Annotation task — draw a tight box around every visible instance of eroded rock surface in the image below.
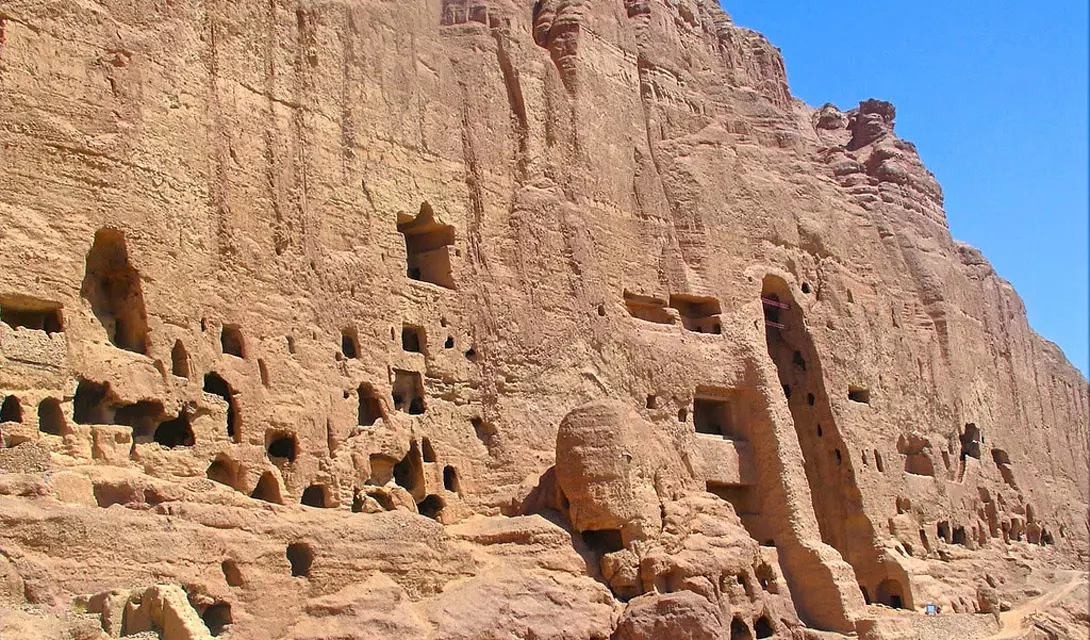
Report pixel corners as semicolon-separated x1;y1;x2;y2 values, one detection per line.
0;0;1086;639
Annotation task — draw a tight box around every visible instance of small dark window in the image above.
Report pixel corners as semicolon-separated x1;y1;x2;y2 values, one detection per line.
267;434;297;462
693;394;737;438
730;617;753;640
203;374;239;441
398;203;456;289
816;424;823;437
155;412;194;448
677;408;688;423
443;465;459;493
465;347;477;361
418;494;443;519
834;449;842;465
287;543;313;577
402;325;425;353
793;351;806;369
37;398;65;435
581;529;624;554
848;387;870;404
358;385;383;426
801;282;811;294
807;393;815;406
73;379;111;425
754;616;774;639
286;336;297;354
645;394;657;410
221;325;245;358
301;485;330;508
341;328;359;359
202;602;232;637
597;304;606;317
1;396;22;423
444;336;454;349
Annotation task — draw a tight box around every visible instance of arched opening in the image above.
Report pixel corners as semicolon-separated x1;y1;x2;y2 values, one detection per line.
202;602;232;637
206;456;239;488
301;485;330;508
251;472;283;504
37;398;65;435
341;328;359;359
875;578;905;609
221;560;244;587
286;543;313;578
397;203;456;289
937;521;951;543
266;433;297;464
394;440;425;501
358;384;383;426
154;412;194;448
444;336;455;349
754;616;774;639
220;325;245;358
730;617;753;640
73;379;111;425
81;228;149;354
171;341;190;378
1;396;22;423
952;526;966;545
443;466;460;493
761;274;891;625
203;374;239;441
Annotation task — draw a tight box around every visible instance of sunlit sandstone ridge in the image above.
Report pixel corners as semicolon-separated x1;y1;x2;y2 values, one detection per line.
0;1;1087;638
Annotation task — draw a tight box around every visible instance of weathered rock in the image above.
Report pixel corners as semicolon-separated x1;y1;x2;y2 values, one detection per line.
0;0;1085;638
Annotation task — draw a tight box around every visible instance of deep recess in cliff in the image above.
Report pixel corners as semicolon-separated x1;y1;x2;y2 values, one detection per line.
0;1;1087;639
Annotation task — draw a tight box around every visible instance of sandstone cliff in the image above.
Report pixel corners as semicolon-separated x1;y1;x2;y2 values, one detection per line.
0;1;1086;639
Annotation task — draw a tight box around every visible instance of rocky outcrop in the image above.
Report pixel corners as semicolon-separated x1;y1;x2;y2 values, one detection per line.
0;0;1085;638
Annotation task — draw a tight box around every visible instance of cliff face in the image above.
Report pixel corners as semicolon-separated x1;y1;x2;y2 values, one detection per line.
0;1;1086;639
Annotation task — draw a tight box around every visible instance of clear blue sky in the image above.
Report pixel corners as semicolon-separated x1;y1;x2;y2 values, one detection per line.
724;1;1089;376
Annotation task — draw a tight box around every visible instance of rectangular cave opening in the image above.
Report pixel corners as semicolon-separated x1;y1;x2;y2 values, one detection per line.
693;387;741;439
398;204;456;290
0;297;63;335
580;529;624;555
391;370;426;415
848;386;870;404
623;291;675;325
670;294;722;334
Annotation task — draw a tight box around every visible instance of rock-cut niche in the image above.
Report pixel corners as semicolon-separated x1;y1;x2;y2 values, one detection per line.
81;228;150;354
397;203;456;290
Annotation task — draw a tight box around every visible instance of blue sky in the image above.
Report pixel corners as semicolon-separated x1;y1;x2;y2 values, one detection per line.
723;1;1089;376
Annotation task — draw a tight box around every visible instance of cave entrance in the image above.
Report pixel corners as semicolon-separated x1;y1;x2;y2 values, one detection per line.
397;203;456;289
81;228;149;354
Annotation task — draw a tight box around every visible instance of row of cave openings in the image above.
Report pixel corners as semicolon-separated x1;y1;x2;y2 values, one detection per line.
204;434;461;518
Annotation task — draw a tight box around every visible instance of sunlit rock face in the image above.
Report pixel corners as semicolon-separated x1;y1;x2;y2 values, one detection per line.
0;0;1085;638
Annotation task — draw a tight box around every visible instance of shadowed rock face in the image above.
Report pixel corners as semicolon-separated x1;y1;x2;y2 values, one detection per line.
0;0;1086;638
